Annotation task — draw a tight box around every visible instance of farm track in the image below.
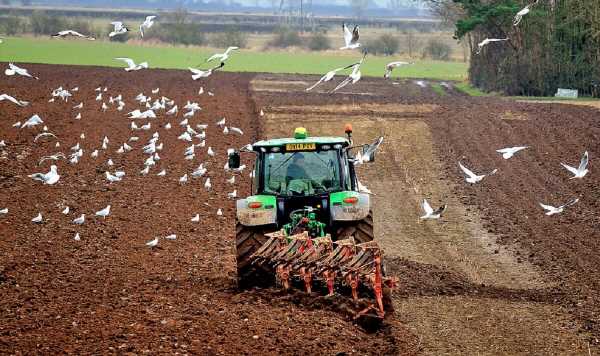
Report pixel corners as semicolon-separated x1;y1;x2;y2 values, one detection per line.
0;64;599;355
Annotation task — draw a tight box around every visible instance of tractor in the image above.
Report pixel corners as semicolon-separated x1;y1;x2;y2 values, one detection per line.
228;125;396;321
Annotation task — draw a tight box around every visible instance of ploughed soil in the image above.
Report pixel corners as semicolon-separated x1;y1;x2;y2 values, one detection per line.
2;64;600;355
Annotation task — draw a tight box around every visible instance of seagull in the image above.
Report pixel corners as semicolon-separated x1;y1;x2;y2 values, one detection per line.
0;93;29;107
223;126;229;135
306;66;347;91
166;105;178;115
140;166;150;175
95;205;111;218
191;214;200;222
157;169;166;176
139;15;157;38
561;151;589;179
115;58;148;72
146;237;159;248
34;132;58;142
31;212;43;224
73;214;85;225
62;206;70;214
179;174;188;184
458;162;498;184
216;118;226;127
476;38;509;54
384;61;413;79
38;153;66;165
109;21;129;37
52;30;95;40
189;62;225;80
206;46;239;63
217;208;223;216
21;114;44;128
165;234;177;240
227;176;235;184
227;190;237;199
207;147;215;157
514;1;538;26
74;233;81;241
420;199;447;220
204;178;212;190
331;54;366;93
340;23;360;50
105;171;122;183
539;198;579;216
0;208;8;215
496;146;528;159
29;165;60;185
5;63;38;79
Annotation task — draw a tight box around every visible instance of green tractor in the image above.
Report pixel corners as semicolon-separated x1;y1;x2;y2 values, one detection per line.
228;125;393;320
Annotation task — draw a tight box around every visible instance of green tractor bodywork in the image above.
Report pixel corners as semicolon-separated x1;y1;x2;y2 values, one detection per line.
230;127;382;285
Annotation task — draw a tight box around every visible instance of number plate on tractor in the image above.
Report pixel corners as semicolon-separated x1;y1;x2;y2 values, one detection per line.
286;143;316;151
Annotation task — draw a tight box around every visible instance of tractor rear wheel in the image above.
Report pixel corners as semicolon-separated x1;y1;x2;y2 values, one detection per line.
334;210;374;243
235;221;274;289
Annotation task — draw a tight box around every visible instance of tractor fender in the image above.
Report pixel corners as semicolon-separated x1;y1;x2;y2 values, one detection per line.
236;197;277;226
330;192;370;221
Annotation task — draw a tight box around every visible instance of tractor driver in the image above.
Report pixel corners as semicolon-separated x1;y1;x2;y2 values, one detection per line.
286;153;308;181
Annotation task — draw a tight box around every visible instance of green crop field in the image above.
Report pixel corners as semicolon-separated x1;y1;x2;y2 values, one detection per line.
0;37;468;81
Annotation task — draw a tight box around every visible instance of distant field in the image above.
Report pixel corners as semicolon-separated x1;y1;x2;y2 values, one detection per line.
0;37;468;81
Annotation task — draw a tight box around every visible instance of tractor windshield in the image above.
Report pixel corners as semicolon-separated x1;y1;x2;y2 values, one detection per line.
263;150;342;196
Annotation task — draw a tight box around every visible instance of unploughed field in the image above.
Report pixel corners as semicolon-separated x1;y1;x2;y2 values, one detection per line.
1;64;600;355
0;37;468;81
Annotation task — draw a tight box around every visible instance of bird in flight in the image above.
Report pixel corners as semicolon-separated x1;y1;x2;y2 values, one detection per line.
139;16;157;38
109;21;129;38
476;38;509;54
340;23;360;50
539;198;579;216
189;62;225;80
52;30;95;40
458;161;498;184
384;61;413;79
206;47;239;63
496;146;528;159
115;58;148;71
420;199;447;220
560;151;589;179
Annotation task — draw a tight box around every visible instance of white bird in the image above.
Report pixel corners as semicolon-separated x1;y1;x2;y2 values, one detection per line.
420;199;447;220
37;153;66;165
165;234;177;240
75;113;82;120
140;166;150;175
331;54;366;93
514;2;536;26
146;237;159;248
223;126;229;135
34;132;58;142
157;169;166;176
496;146;528;159
340;23;360;50
476;38;510;54
458;162;498;184
384;61;413;79
109;21;129;38
0;93;29;107
191;214;200;222
21;114;43;128
228;190;237;199
114;171;125;178
178;132;192;141
227;176;235;184
12;121;21;127
179;174;188;184
62;206;70;214
306;66;346;91
5;63;38;79
217;208;223;216
166;105;178;115
95;93;102;101
105;171;122;183
207;147;215;157
260;109;264;116
561;151;589;179
232;164;247;173
73;102;83;109
204;178;212;190
29;165;60;185
189;62;225;80
216;117;226;127
74;233;81;241
95;205;111;218
139;15;157;38
31;212;43;223
102;102;108;112
107;158;114;166
115;58;148;72
0;208;8;215
91;150;99;158
192;164;207;177
52;30;95;40
539;198;579;216
73;214;85;225
206;46;239;62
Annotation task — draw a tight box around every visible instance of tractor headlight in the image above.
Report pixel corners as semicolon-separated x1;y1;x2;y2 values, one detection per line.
321;145;331;150
271;147;281;152
333;144;342;149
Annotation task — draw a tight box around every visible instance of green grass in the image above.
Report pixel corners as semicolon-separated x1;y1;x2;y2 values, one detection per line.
454;82;489;96
509;95;600;101
430;83;447;96
0;36;468;81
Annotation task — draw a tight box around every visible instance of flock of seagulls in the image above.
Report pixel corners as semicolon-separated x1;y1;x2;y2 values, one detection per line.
421;146;589;220
1;55;250;247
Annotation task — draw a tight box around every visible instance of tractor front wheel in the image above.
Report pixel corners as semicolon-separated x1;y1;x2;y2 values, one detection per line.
235;221;275;289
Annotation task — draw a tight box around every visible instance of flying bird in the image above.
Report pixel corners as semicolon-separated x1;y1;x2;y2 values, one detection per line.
206;46;239;63
340;23;360;50
109;21;129;37
21;114;44;128
496;146;528;159
52;30;95;40
420;199;447;220
0;93;29;107
28;165;60;185
476;38;509;54
331;54;367;93
458;162;498;184
38;153;66;165
5;63;38;79
139;15;157;38
514;1;538;26
561;151;589;179
306;66;347;91
115;58;148;71
189;62;225;80
384;61;413;79
539;198;579;216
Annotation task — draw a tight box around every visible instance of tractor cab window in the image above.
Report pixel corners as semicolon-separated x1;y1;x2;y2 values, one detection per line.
263;150;342;196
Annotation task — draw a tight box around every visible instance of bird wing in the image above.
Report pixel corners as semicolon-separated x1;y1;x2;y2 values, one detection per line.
579;151;589;171
539;202;555;211
422;199;433;215
111;22;123;30
561;198;580;208
458;162;477;179
115;58;135;68
560;162;579;176
433;204;447;216
331;77;352;93
363;136;384;161
351;26;360;44
342;23;352;46
306;77;325;91
206;53;221;62
146;15;157;22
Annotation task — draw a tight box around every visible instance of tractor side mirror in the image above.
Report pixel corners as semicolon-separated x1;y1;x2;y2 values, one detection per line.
228;151;240;169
